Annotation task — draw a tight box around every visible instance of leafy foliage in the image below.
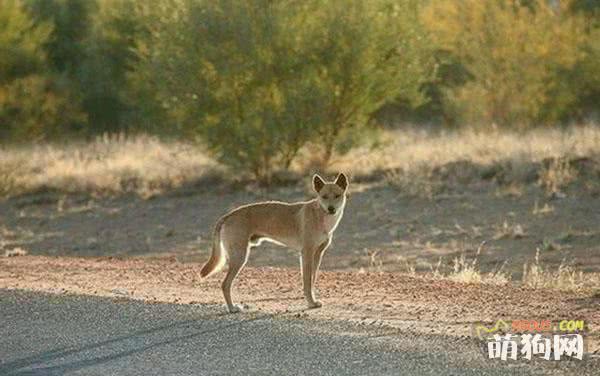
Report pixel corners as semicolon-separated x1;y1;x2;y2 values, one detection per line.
0;0;598;180
0;0;84;142
0;75;86;141
422;0;585;126
132;0;429;179
0;0;50;83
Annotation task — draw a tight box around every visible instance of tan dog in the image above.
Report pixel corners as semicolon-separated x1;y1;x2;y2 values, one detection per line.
200;173;348;313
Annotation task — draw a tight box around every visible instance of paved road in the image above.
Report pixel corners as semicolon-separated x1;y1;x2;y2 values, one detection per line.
0;289;592;375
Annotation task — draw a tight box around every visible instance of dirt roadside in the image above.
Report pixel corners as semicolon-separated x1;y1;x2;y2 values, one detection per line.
1;255;598;354
2;183;600;278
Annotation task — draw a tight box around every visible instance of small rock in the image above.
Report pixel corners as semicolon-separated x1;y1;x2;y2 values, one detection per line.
111;288;129;296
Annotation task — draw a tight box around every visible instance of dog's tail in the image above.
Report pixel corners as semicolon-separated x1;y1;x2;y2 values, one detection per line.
200;217;226;278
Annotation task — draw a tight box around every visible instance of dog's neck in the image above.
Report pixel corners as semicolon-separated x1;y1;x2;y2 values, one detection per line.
311;199;344;234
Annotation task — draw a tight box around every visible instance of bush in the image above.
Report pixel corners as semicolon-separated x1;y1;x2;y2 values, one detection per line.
560;7;600;121
25;0;140;134
0;0;50;84
422;0;585;127
0;75;86;142
295;0;430;164
0;0;85;142
131;0;430;181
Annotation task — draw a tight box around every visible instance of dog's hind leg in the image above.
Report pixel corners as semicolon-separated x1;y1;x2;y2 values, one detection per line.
221;238;250;314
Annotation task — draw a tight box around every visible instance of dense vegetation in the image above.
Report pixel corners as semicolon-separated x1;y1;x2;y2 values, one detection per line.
0;0;598;179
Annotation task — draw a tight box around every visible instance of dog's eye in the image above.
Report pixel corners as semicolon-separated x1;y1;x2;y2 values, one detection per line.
322;195;329;199
334;194;341;199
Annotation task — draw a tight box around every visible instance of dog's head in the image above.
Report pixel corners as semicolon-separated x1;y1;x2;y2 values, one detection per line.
313;173;348;215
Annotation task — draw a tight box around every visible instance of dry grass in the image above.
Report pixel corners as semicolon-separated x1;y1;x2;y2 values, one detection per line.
532;200;555;215
3;247;28;257
495;183;524;198
400;242;512;286
0;134;218;198
384;164;443;199
446;242;511;285
522;249;597;291
1;124;599;197
493;220;527;240
416;244;596;291
332;124;600;179
538;157;577;196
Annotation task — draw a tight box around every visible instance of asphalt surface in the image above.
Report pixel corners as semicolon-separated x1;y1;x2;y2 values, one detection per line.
0;289;592;376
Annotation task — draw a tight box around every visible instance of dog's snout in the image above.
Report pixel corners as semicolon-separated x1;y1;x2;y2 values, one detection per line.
327;206;335;214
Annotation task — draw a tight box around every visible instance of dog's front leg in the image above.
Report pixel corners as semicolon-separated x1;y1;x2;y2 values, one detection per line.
301;247;321;309
312;238;331;288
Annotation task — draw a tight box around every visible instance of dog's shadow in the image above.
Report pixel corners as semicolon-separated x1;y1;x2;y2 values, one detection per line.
2;307;309;376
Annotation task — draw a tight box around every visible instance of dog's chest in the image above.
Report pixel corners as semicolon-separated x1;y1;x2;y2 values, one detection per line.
321;212;342;235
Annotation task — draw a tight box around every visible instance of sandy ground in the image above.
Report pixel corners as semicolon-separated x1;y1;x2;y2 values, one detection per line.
1;181;599;279
1;255;598;354
1;175;599;360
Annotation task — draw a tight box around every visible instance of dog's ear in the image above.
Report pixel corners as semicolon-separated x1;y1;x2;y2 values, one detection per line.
335;172;348;190
313;174;325;193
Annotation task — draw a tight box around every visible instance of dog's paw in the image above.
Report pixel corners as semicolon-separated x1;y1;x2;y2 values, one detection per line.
227;304;244;314
308;301;322;309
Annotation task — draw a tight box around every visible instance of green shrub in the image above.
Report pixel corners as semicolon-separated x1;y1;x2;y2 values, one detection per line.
131;0;429;181
0;75;86;141
0;0;85;142
422;0;585;127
